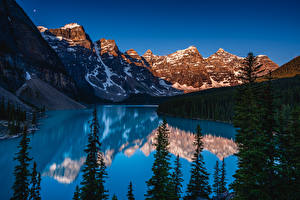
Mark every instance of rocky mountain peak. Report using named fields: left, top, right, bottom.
left=206, top=48, right=240, bottom=65
left=143, top=49, right=153, bottom=57
left=47, top=23, right=92, bottom=49
left=255, top=55, right=279, bottom=75
left=169, top=46, right=203, bottom=61
left=61, top=23, right=81, bottom=29
left=216, top=48, right=225, bottom=53
left=97, top=38, right=120, bottom=57
left=126, top=49, right=139, bottom=56
left=213, top=48, right=235, bottom=57
left=175, top=45, right=199, bottom=54
left=37, top=26, right=48, bottom=32
left=125, top=49, right=141, bottom=59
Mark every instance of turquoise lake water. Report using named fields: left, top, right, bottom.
left=0, top=105, right=237, bottom=200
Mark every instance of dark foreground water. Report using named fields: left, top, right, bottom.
left=0, top=105, right=237, bottom=200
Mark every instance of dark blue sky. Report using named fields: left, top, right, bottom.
left=17, top=0, right=300, bottom=65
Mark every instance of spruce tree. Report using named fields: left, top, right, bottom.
left=11, top=126, right=32, bottom=200
left=145, top=119, right=172, bottom=200
left=127, top=181, right=135, bottom=200
left=185, top=125, right=211, bottom=200
left=111, top=194, right=118, bottom=200
left=96, top=150, right=108, bottom=200
left=258, top=71, right=277, bottom=199
left=36, top=173, right=41, bottom=200
left=276, top=106, right=300, bottom=200
left=231, top=53, right=269, bottom=199
left=219, top=158, right=227, bottom=194
left=170, top=155, right=183, bottom=200
left=212, top=160, right=220, bottom=196
left=79, top=107, right=108, bottom=200
left=73, top=186, right=80, bottom=200
left=29, top=162, right=38, bottom=200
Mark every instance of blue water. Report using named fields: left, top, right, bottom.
left=0, top=105, right=237, bottom=200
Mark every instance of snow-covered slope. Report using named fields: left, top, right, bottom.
left=39, top=24, right=181, bottom=101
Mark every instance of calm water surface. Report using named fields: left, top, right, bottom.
left=0, top=105, right=237, bottom=200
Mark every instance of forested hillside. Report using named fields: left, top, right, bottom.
left=157, top=76, right=300, bottom=122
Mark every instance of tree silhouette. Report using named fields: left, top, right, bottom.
left=185, top=125, right=211, bottom=200
left=127, top=181, right=135, bottom=200
left=79, top=107, right=108, bottom=200
left=145, top=119, right=172, bottom=200
left=170, top=155, right=183, bottom=200
left=11, top=126, right=32, bottom=200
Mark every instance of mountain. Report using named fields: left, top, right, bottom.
left=142, top=47, right=279, bottom=92
left=0, top=0, right=280, bottom=105
left=16, top=75, right=86, bottom=110
left=39, top=23, right=279, bottom=100
left=0, top=0, right=84, bottom=110
left=39, top=25, right=181, bottom=101
left=0, top=0, right=77, bottom=97
left=270, top=56, right=300, bottom=79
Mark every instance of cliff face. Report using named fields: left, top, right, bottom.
left=39, top=22, right=280, bottom=101
left=39, top=24, right=181, bottom=102
left=0, top=0, right=77, bottom=97
left=142, top=47, right=279, bottom=92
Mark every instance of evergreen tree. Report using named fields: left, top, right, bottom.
left=111, top=194, right=118, bottom=200
left=36, top=173, right=41, bottom=200
left=170, top=155, right=183, bottom=200
left=29, top=162, right=38, bottom=200
left=212, top=160, right=220, bottom=196
left=219, top=158, right=227, bottom=194
left=11, top=126, right=32, bottom=200
left=96, top=150, right=108, bottom=200
left=73, top=186, right=80, bottom=200
left=231, top=53, right=271, bottom=199
left=185, top=125, right=211, bottom=200
left=145, top=119, right=172, bottom=200
left=276, top=106, right=300, bottom=200
left=127, top=181, right=135, bottom=200
left=79, top=107, right=108, bottom=200
left=258, top=71, right=277, bottom=199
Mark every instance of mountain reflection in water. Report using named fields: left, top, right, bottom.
left=0, top=105, right=237, bottom=200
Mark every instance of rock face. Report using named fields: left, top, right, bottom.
left=47, top=23, right=93, bottom=49
left=142, top=47, right=279, bottom=92
left=39, top=25, right=181, bottom=101
left=0, top=0, right=77, bottom=97
left=39, top=22, right=279, bottom=101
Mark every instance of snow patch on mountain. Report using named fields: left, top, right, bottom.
left=25, top=72, right=31, bottom=80
left=62, top=23, right=80, bottom=29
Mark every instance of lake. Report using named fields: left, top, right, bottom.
left=0, top=105, right=237, bottom=200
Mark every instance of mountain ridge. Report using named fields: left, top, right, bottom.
left=38, top=22, right=280, bottom=98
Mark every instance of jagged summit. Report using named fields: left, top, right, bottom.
left=216, top=48, right=225, bottom=53
left=37, top=22, right=279, bottom=99
left=143, top=49, right=153, bottom=56
left=175, top=45, right=199, bottom=54
left=97, top=38, right=120, bottom=56
left=45, top=23, right=92, bottom=49
left=61, top=23, right=81, bottom=29
left=37, top=26, right=48, bottom=32
left=126, top=49, right=139, bottom=56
